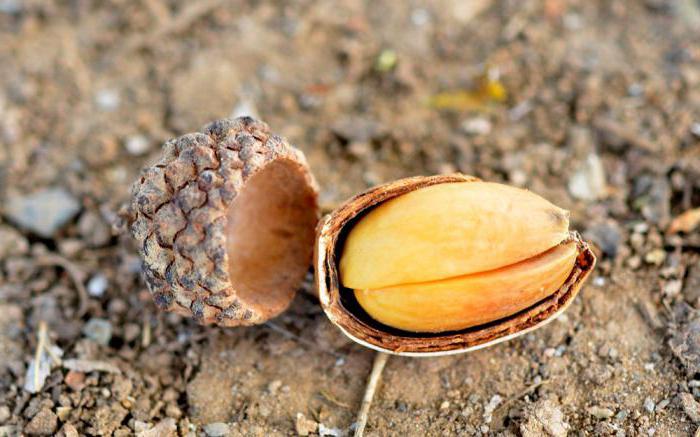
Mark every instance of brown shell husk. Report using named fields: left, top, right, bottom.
left=315, top=174, right=596, bottom=356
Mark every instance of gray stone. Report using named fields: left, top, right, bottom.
left=203, top=422, right=229, bottom=436
left=584, top=221, right=622, bottom=259
left=568, top=154, right=607, bottom=201
left=87, top=275, right=108, bottom=298
left=643, top=397, right=655, bottom=413
left=83, top=318, right=113, bottom=346
left=5, top=188, right=80, bottom=238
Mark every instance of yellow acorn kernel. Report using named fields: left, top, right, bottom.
left=354, top=241, right=577, bottom=332
left=340, top=182, right=570, bottom=289
left=339, top=181, right=575, bottom=333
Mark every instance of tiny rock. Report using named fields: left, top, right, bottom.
left=644, top=397, right=655, bottom=413
left=568, top=154, right=606, bottom=201
left=59, top=423, right=80, bottom=437
left=64, top=370, right=86, bottom=391
left=584, top=221, right=622, bottom=259
left=136, top=418, right=177, bottom=437
left=640, top=177, right=671, bottom=226
left=483, top=395, right=503, bottom=424
left=588, top=406, right=614, bottom=419
left=203, top=422, right=229, bottom=437
left=87, top=274, right=108, bottom=298
left=295, top=413, right=318, bottom=436
left=5, top=188, right=81, bottom=238
left=24, top=408, right=58, bottom=436
left=0, top=225, right=29, bottom=258
left=461, top=117, right=492, bottom=135
left=83, top=318, right=113, bottom=345
left=520, top=399, right=569, bottom=437
left=125, top=135, right=151, bottom=156
left=669, top=310, right=700, bottom=374
left=78, top=211, right=111, bottom=247
left=95, top=88, right=120, bottom=111
left=318, top=423, right=343, bottom=437
left=685, top=265, right=700, bottom=303
left=267, top=380, right=282, bottom=395
left=0, top=405, right=10, bottom=424
left=644, top=249, right=666, bottom=266
left=680, top=393, right=700, bottom=423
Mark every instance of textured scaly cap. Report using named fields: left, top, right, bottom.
left=124, top=117, right=318, bottom=326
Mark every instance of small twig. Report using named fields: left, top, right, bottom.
left=354, top=352, right=389, bottom=437
left=36, top=254, right=89, bottom=317
left=494, top=379, right=549, bottom=414
left=264, top=321, right=346, bottom=359
left=320, top=389, right=351, bottom=409
left=32, top=321, right=48, bottom=391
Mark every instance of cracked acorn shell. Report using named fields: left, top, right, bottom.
left=124, top=117, right=319, bottom=326
left=315, top=174, right=596, bottom=356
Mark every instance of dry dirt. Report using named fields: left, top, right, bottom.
left=1, top=1, right=700, bottom=436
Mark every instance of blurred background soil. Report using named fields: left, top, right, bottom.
left=1, top=0, right=700, bottom=435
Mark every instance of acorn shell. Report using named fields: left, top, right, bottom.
left=315, top=174, right=596, bottom=357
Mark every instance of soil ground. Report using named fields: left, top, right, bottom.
left=1, top=1, right=700, bottom=436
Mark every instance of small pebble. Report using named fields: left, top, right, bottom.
left=588, top=406, right=615, bottom=419
left=626, top=255, right=642, bottom=269
left=87, top=275, right=108, bottom=298
left=24, top=408, right=58, bottom=435
left=644, top=397, right=655, bottom=413
left=318, top=423, right=343, bottom=437
left=584, top=221, right=622, bottom=258
left=440, top=401, right=450, bottom=410
left=83, top=318, right=113, bottom=345
left=656, top=399, right=670, bottom=412
left=691, top=122, right=700, bottom=137
left=295, top=413, right=318, bottom=436
left=644, top=249, right=666, bottom=266
left=680, top=393, right=700, bottom=423
left=203, top=422, right=230, bottom=437
left=0, top=405, right=10, bottom=424
left=267, top=380, right=282, bottom=395
left=411, top=8, right=430, bottom=26
left=568, top=154, right=606, bottom=201
left=96, top=88, right=120, bottom=111
left=662, top=279, right=682, bottom=297
left=461, top=117, right=492, bottom=135
left=483, top=395, right=502, bottom=423
left=125, top=135, right=151, bottom=156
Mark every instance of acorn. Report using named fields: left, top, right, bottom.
left=316, top=174, right=596, bottom=356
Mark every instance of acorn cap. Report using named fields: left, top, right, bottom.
left=125, top=117, right=319, bottom=326
left=315, top=174, right=596, bottom=356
